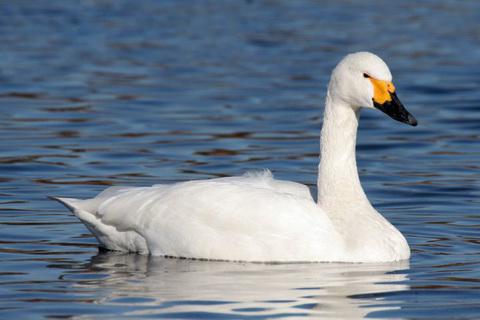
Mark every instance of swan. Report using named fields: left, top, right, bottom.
left=52, top=52, right=417, bottom=263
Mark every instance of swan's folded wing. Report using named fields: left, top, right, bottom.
left=93, top=176, right=338, bottom=261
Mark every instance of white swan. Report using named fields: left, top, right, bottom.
left=52, top=52, right=417, bottom=263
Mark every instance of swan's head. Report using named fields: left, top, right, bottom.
left=329, top=52, right=417, bottom=126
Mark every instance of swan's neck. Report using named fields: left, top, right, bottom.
left=317, top=93, right=369, bottom=211
left=315, top=90, right=410, bottom=262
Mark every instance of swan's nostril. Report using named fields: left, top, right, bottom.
left=408, top=114, right=418, bottom=126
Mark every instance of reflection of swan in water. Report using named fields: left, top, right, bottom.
left=81, top=253, right=410, bottom=318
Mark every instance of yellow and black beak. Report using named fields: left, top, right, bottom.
left=369, top=78, right=417, bottom=126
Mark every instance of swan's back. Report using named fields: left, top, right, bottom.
left=55, top=172, right=342, bottom=262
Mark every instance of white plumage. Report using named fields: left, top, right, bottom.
left=53, top=52, right=416, bottom=263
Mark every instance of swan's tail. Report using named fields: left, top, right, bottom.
left=49, top=196, right=103, bottom=231
left=49, top=196, right=148, bottom=254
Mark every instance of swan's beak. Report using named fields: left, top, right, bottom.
left=370, top=79, right=418, bottom=126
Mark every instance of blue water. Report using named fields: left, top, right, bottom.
left=1, top=0, right=479, bottom=319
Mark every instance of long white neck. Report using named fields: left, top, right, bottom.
left=317, top=92, right=370, bottom=213
left=315, top=91, right=411, bottom=261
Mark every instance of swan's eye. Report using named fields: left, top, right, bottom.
left=363, top=73, right=370, bottom=78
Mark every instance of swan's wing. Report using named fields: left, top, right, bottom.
left=96, top=172, right=316, bottom=234
left=93, top=174, right=338, bottom=261
left=54, top=172, right=340, bottom=261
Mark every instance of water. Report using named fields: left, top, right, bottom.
left=0, top=0, right=479, bottom=318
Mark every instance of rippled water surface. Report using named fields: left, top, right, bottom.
left=1, top=1, right=480, bottom=319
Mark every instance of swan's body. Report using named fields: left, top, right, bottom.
left=53, top=52, right=417, bottom=263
